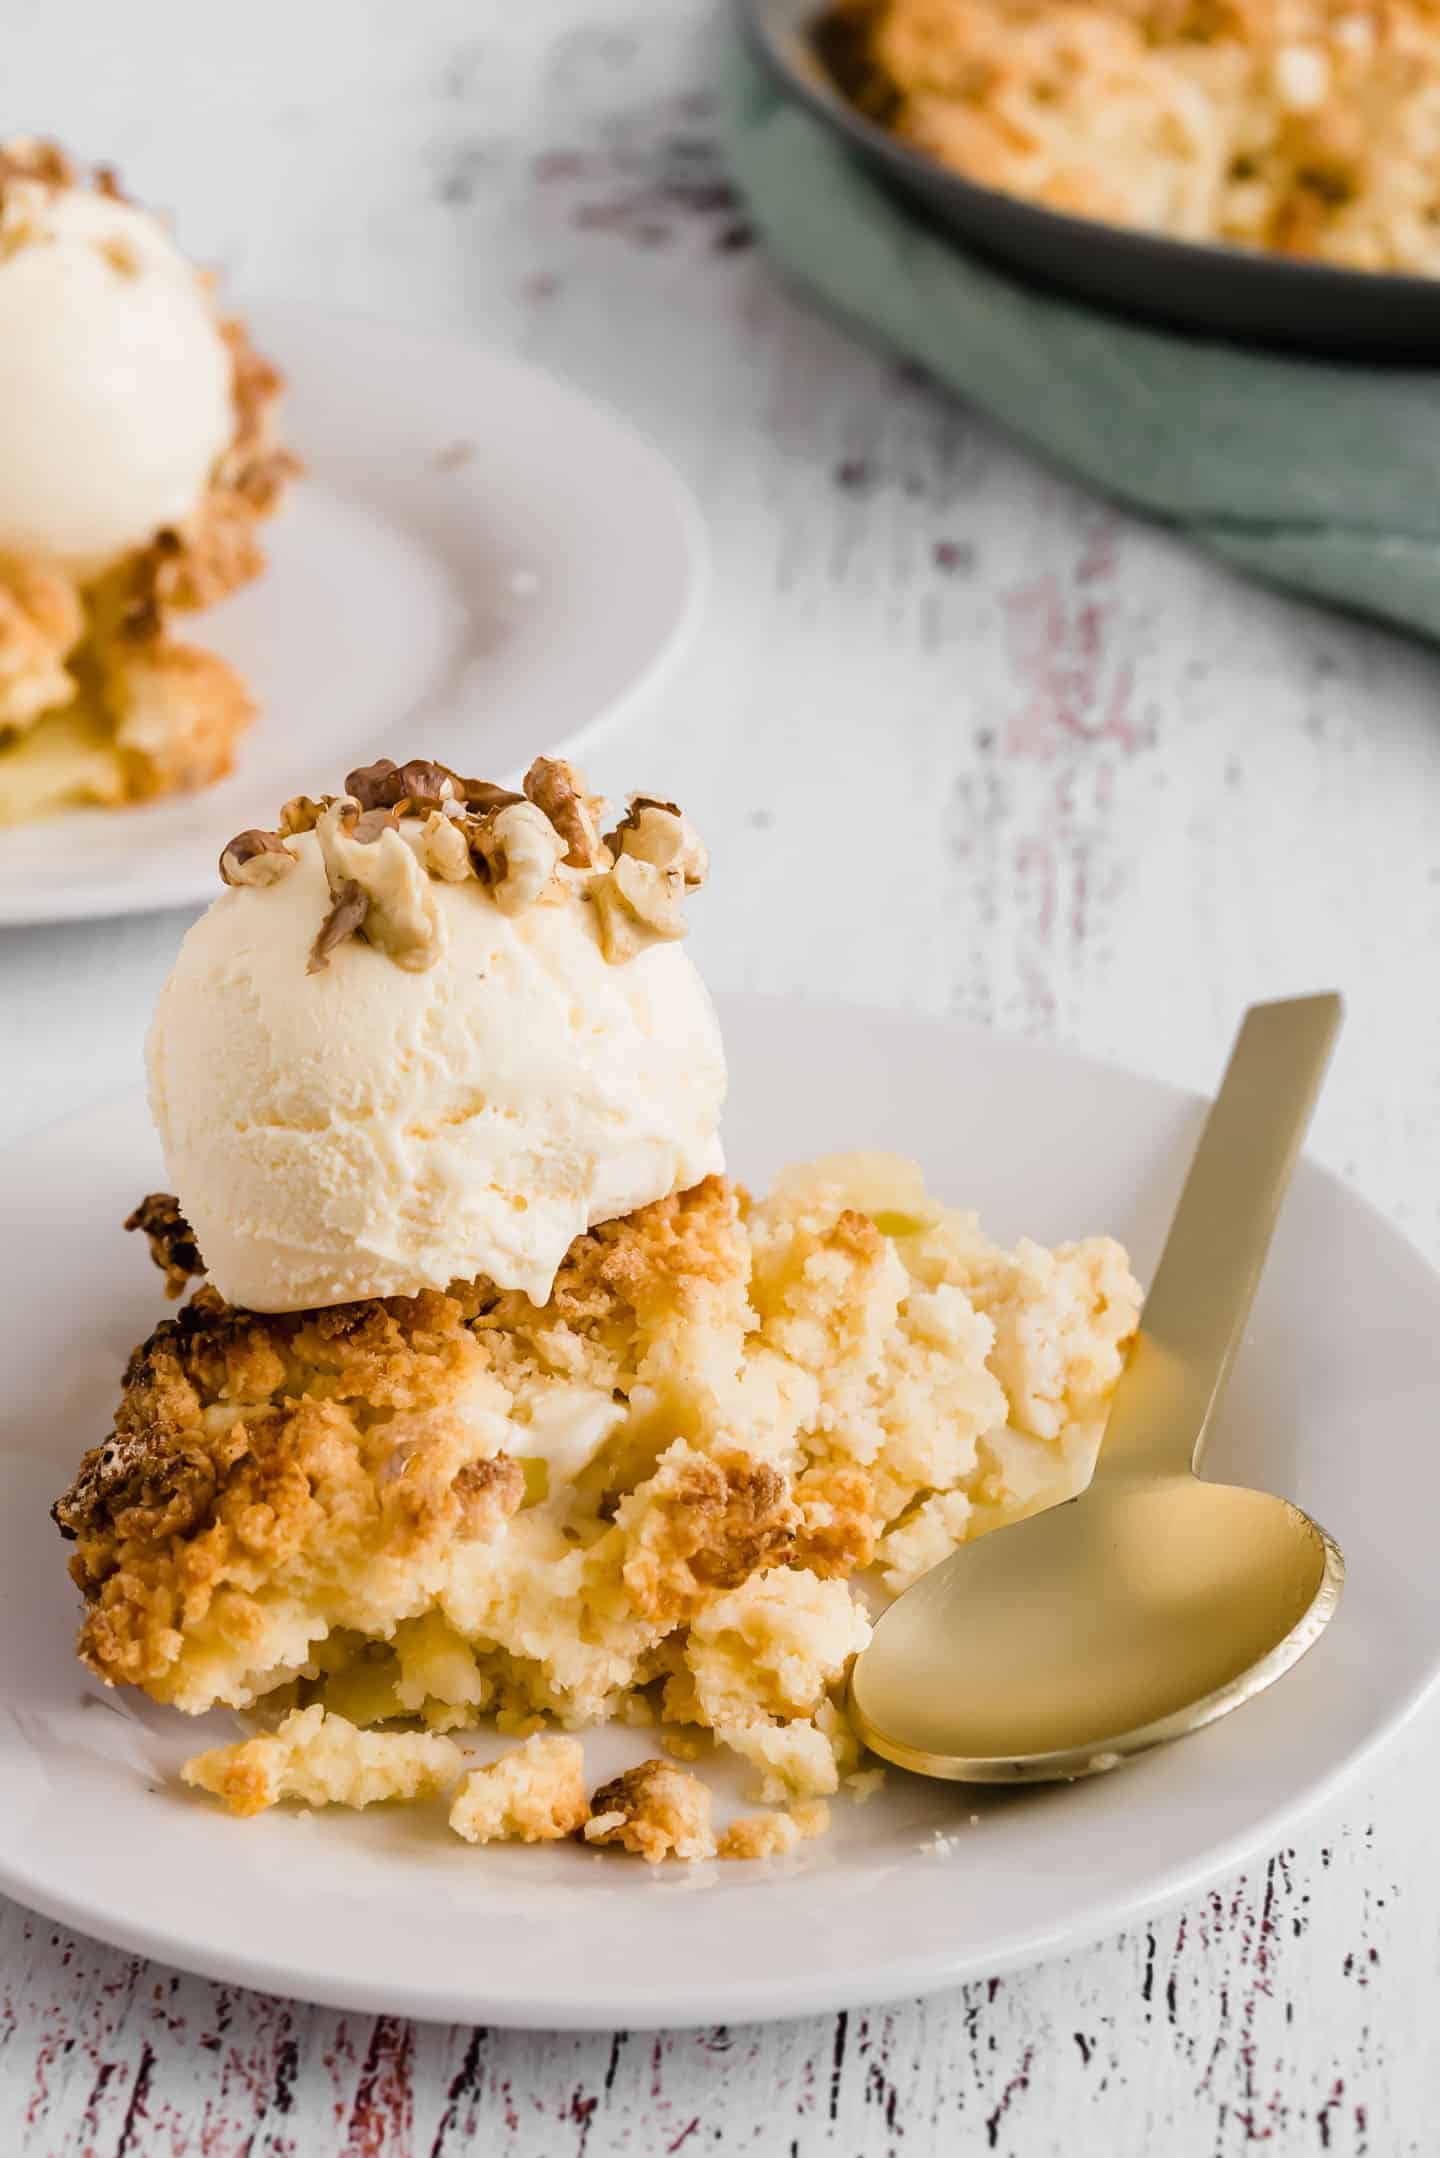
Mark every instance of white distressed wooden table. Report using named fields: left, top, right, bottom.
left=4, top=2, right=1439, bottom=2150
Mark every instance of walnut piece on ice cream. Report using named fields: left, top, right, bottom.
left=277, top=793, right=329, bottom=836
left=524, top=754, right=611, bottom=869
left=311, top=796, right=441, bottom=973
left=415, top=808, right=470, bottom=882
left=212, top=754, right=709, bottom=976
left=609, top=797, right=708, bottom=888
left=590, top=796, right=709, bottom=960
left=590, top=851, right=690, bottom=961
left=466, top=797, right=566, bottom=914
left=218, top=827, right=295, bottom=888
left=346, top=756, right=463, bottom=812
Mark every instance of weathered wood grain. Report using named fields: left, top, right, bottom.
left=4, top=1, right=1440, bottom=2149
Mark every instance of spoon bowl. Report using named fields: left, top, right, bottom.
left=851, top=1474, right=1343, bottom=1779
left=849, top=994, right=1346, bottom=1783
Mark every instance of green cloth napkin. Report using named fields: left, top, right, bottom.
left=723, top=42, right=1440, bottom=643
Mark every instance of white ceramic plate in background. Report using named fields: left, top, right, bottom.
left=2, top=999, right=1436, bottom=2028
left=0, top=299, right=705, bottom=927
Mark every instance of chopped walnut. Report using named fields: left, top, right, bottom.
left=590, top=852, right=689, bottom=962
left=461, top=780, right=524, bottom=813
left=218, top=828, right=295, bottom=888
left=229, top=754, right=706, bottom=971
left=524, top=755, right=611, bottom=870
left=414, top=808, right=471, bottom=881
left=123, top=1193, right=205, bottom=1299
left=609, top=799, right=708, bottom=889
left=312, top=798, right=442, bottom=972
left=346, top=756, right=465, bottom=813
left=467, top=799, right=566, bottom=914
left=277, top=793, right=330, bottom=837
left=581, top=1759, right=716, bottom=1863
left=308, top=877, right=368, bottom=974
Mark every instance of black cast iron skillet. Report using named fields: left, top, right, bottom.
left=740, top=0, right=1440, bottom=357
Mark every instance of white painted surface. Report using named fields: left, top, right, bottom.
left=2, top=1, right=1437, bottom=2149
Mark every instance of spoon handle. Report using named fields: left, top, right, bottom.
left=1097, top=993, right=1343, bottom=1481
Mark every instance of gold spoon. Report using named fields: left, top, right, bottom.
left=849, top=994, right=1346, bottom=1783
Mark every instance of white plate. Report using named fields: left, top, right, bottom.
left=2, top=999, right=1436, bottom=2028
left=0, top=300, right=704, bottom=927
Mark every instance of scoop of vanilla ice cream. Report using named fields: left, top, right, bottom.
left=0, top=177, right=233, bottom=571
left=147, top=832, right=727, bottom=1311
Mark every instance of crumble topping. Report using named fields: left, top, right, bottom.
left=182, top=1705, right=461, bottom=1817
left=448, top=1733, right=590, bottom=1844
left=615, top=1440, right=801, bottom=1621
left=0, top=557, right=83, bottom=732
left=124, top=1192, right=205, bottom=1298
left=582, top=1759, right=717, bottom=1863
left=819, top=0, right=1440, bottom=275
left=718, top=1800, right=830, bottom=1862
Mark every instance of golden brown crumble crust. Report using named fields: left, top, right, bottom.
left=582, top=1758, right=716, bottom=1862
left=620, top=1445, right=800, bottom=1621
left=791, top=1460, right=878, bottom=1578
left=0, top=558, right=83, bottom=732
left=472, top=1174, right=748, bottom=1408
left=819, top=0, right=1440, bottom=273
left=51, top=1272, right=515, bottom=1692
left=51, top=1178, right=745, bottom=1697
left=124, top=1194, right=205, bottom=1299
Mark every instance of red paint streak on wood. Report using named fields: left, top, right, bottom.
left=1013, top=833, right=1059, bottom=1029
left=566, top=2088, right=599, bottom=2150
left=999, top=526, right=1141, bottom=759
left=340, top=2016, right=415, bottom=2157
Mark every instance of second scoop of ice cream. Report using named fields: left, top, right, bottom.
left=0, top=159, right=234, bottom=573
left=147, top=823, right=726, bottom=1311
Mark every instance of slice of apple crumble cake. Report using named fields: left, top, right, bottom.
left=54, top=1153, right=1139, bottom=1859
